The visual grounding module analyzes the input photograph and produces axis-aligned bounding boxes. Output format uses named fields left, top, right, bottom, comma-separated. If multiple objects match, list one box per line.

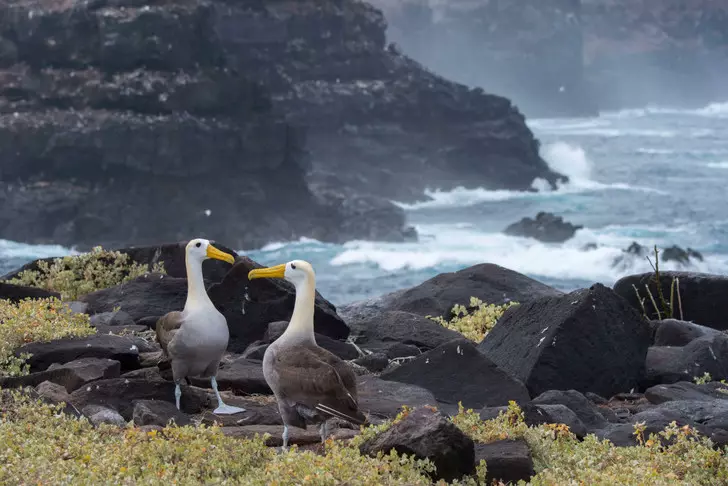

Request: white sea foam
left=394, top=142, right=664, bottom=210
left=601, top=101, right=728, bottom=119
left=329, top=223, right=728, bottom=286
left=706, top=161, right=728, bottom=169
left=0, top=239, right=74, bottom=261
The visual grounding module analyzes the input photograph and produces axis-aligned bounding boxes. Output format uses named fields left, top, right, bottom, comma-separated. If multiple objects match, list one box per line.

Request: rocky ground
left=373, top=0, right=728, bottom=116
left=0, top=0, right=562, bottom=250
left=2, top=241, right=728, bottom=483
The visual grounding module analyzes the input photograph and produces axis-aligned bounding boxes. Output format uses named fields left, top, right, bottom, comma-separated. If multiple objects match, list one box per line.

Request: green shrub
left=429, top=297, right=519, bottom=343
left=0, top=391, right=438, bottom=486
left=7, top=246, right=165, bottom=300
left=452, top=402, right=728, bottom=485
left=0, top=298, right=95, bottom=376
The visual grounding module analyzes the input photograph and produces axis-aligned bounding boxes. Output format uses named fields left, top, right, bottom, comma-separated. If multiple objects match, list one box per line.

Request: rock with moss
left=429, top=296, right=519, bottom=343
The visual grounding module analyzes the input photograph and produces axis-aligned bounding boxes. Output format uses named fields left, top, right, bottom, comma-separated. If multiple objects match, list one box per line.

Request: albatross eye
left=290, top=263, right=296, bottom=270
left=195, top=242, right=201, bottom=248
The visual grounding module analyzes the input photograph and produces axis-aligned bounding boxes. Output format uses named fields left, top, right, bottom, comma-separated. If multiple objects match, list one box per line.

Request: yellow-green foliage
left=0, top=298, right=95, bottom=376
left=429, top=297, right=519, bottom=342
left=8, top=246, right=165, bottom=300
left=0, top=391, right=438, bottom=486
left=452, top=402, right=728, bottom=486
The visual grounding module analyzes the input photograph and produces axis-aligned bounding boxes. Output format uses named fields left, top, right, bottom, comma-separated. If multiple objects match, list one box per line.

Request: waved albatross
left=156, top=238, right=245, bottom=415
left=248, top=259, right=366, bottom=448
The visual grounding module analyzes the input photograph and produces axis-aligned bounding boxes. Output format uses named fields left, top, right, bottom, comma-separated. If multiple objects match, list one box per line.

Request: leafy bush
left=8, top=246, right=165, bottom=300
left=0, top=298, right=95, bottom=376
left=452, top=402, right=728, bottom=485
left=429, top=297, right=519, bottom=342
left=0, top=391, right=438, bottom=486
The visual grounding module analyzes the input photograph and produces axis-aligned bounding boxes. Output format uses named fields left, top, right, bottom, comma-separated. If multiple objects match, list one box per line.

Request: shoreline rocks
left=504, top=212, right=583, bottom=243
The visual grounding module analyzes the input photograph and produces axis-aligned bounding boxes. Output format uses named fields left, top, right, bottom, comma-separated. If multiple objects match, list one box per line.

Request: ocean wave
left=601, top=101, right=728, bottom=119
left=706, top=161, right=728, bottom=169
left=329, top=224, right=728, bottom=285
left=394, top=142, right=665, bottom=210
left=0, top=239, right=74, bottom=260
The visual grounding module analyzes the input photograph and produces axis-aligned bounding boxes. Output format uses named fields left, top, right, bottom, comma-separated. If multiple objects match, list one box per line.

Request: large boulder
left=474, top=439, right=535, bottom=485
left=479, top=284, right=650, bottom=398
left=359, top=407, right=475, bottom=482
left=652, top=319, right=723, bottom=347
left=356, top=375, right=439, bottom=421
left=340, top=263, right=562, bottom=325
left=614, top=272, right=728, bottom=330
left=645, top=334, right=728, bottom=386
left=347, top=310, right=464, bottom=356
left=381, top=339, right=531, bottom=410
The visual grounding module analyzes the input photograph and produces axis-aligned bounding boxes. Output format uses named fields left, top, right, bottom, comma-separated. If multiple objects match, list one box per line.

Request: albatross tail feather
left=315, top=403, right=367, bottom=425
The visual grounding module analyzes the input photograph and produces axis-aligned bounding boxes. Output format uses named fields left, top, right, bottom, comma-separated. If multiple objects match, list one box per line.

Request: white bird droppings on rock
left=537, top=337, right=546, bottom=347
left=204, top=209, right=212, bottom=216
left=130, top=345, right=138, bottom=352
left=541, top=327, right=549, bottom=334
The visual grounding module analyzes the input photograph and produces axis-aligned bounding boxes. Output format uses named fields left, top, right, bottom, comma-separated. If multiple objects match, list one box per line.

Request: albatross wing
left=155, top=311, right=184, bottom=357
left=273, top=346, right=366, bottom=425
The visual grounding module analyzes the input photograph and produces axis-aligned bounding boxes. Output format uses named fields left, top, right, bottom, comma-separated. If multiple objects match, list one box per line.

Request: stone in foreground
left=474, top=439, right=535, bottom=484
left=382, top=339, right=530, bottom=410
left=359, top=407, right=475, bottom=482
left=479, top=284, right=650, bottom=398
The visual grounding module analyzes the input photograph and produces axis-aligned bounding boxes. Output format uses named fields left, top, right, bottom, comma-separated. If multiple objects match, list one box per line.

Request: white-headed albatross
left=248, top=259, right=366, bottom=448
left=155, top=238, right=245, bottom=415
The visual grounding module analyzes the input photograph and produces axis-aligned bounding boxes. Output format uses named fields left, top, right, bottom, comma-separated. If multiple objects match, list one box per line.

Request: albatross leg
left=174, top=382, right=182, bottom=410
left=319, top=421, right=329, bottom=443
left=282, top=425, right=289, bottom=450
left=211, top=376, right=246, bottom=415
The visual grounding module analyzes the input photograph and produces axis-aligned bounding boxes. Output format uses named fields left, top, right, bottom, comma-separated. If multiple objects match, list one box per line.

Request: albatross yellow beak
left=206, top=244, right=236, bottom=265
left=248, top=264, right=286, bottom=280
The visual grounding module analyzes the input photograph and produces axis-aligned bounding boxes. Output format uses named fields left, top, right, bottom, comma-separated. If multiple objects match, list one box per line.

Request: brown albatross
left=156, top=238, right=245, bottom=415
left=248, top=260, right=366, bottom=448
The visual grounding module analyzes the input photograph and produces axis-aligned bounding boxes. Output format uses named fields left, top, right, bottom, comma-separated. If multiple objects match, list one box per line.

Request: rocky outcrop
left=0, top=0, right=565, bottom=250
left=504, top=212, right=583, bottom=243
left=371, top=0, right=596, bottom=118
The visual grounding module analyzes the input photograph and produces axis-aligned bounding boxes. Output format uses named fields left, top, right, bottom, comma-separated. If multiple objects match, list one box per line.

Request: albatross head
left=185, top=238, right=236, bottom=265
left=247, top=259, right=315, bottom=288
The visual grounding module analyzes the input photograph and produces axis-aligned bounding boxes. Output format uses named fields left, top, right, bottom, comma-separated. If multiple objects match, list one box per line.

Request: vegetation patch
left=452, top=402, right=728, bottom=485
left=7, top=246, right=165, bottom=300
left=428, top=297, right=519, bottom=342
left=0, top=298, right=95, bottom=376
left=0, top=391, right=439, bottom=486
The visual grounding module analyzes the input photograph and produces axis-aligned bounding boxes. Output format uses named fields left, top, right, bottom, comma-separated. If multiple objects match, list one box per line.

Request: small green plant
left=0, top=298, right=95, bottom=376
left=693, top=372, right=713, bottom=385
left=8, top=246, right=165, bottom=300
left=428, top=297, right=519, bottom=343
left=632, top=245, right=683, bottom=320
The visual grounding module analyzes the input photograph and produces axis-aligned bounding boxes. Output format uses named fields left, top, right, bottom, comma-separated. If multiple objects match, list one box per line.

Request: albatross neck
left=183, top=254, right=214, bottom=312
left=282, top=275, right=317, bottom=344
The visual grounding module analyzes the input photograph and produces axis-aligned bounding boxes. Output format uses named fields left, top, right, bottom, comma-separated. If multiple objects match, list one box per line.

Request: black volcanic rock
left=0, top=282, right=60, bottom=302
left=614, top=272, right=728, bottom=329
left=504, top=212, right=583, bottom=243
left=340, top=263, right=562, bottom=325
left=479, top=284, right=650, bottom=399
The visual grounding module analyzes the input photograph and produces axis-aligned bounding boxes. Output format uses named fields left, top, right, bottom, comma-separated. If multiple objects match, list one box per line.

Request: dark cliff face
left=582, top=0, right=728, bottom=110
left=370, top=0, right=597, bottom=119
left=0, top=0, right=563, bottom=250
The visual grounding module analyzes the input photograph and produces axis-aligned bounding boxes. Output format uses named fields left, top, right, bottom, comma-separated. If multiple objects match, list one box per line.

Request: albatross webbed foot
left=211, top=376, right=246, bottom=415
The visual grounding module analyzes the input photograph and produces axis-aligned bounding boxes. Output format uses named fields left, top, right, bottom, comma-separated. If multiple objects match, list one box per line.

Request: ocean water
left=2, top=102, right=728, bottom=306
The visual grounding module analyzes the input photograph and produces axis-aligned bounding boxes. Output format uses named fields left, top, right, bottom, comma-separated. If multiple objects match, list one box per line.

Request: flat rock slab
left=0, top=357, right=120, bottom=392
left=474, top=439, right=535, bottom=484
left=133, top=399, right=192, bottom=427
left=356, top=374, right=438, bottom=421
left=479, top=284, right=650, bottom=399
left=531, top=389, right=610, bottom=432
left=18, top=334, right=143, bottom=372
left=645, top=381, right=728, bottom=404
left=382, top=339, right=530, bottom=409
left=199, top=396, right=282, bottom=427
left=222, top=425, right=359, bottom=447
left=70, top=377, right=212, bottom=419
left=188, top=357, right=271, bottom=395
left=0, top=282, right=60, bottom=302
